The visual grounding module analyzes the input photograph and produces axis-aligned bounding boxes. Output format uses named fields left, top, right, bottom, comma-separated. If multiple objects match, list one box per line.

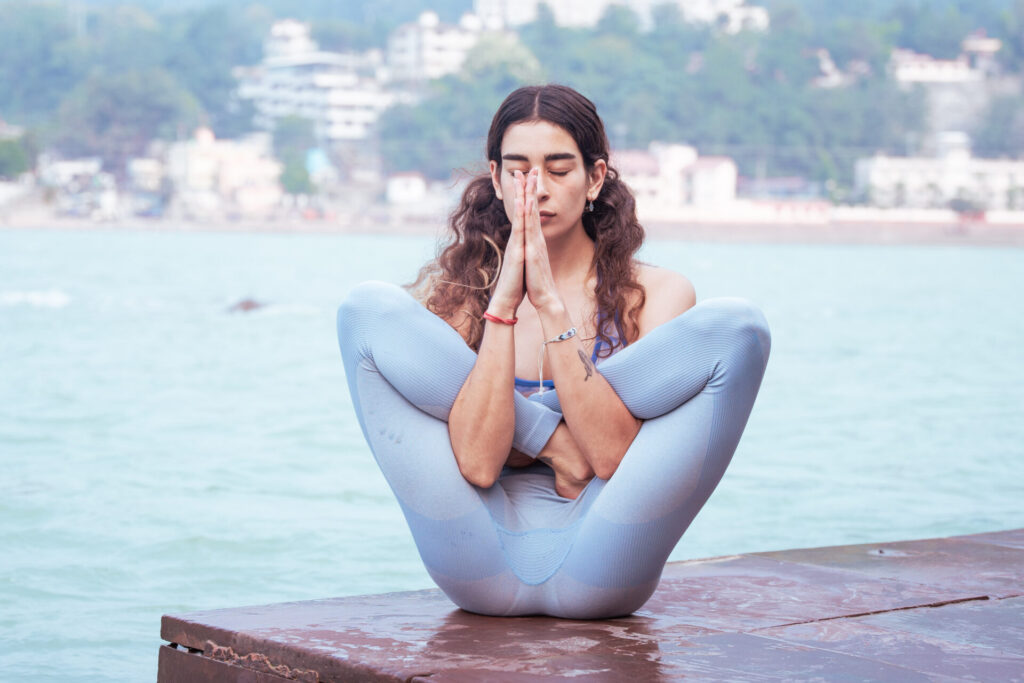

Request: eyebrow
left=501, top=153, right=578, bottom=162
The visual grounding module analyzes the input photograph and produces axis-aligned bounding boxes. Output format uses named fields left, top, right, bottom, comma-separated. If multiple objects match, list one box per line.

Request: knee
left=337, top=280, right=412, bottom=329
left=695, top=298, right=771, bottom=369
left=337, top=280, right=413, bottom=353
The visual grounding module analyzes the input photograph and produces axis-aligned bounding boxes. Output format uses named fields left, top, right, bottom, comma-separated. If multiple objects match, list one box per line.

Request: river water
left=1, top=228, right=1022, bottom=681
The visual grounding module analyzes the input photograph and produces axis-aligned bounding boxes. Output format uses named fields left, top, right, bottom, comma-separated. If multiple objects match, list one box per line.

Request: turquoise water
left=1, top=228, right=1022, bottom=681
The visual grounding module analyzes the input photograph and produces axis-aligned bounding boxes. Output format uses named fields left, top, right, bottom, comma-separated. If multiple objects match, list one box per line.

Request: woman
left=337, top=85, right=770, bottom=619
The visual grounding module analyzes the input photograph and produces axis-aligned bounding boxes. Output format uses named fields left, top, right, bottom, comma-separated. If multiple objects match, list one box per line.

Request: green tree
left=162, top=5, right=266, bottom=138
left=0, top=1, right=89, bottom=123
left=84, top=5, right=166, bottom=72
left=0, top=138, right=31, bottom=178
left=596, top=5, right=640, bottom=38
left=273, top=116, right=317, bottom=160
left=647, top=4, right=711, bottom=59
left=889, top=2, right=972, bottom=59
left=312, top=19, right=378, bottom=52
left=273, top=116, right=317, bottom=194
left=378, top=37, right=544, bottom=179
left=55, top=68, right=201, bottom=175
left=974, top=94, right=1024, bottom=157
left=517, top=3, right=566, bottom=56
left=1001, top=0, right=1024, bottom=69
left=280, top=156, right=314, bottom=195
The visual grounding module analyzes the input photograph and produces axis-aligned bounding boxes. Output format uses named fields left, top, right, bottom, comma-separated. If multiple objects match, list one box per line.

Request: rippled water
left=2, top=228, right=1022, bottom=681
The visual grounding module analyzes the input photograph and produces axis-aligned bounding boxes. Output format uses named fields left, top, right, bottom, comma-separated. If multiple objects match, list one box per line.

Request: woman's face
left=489, top=120, right=606, bottom=237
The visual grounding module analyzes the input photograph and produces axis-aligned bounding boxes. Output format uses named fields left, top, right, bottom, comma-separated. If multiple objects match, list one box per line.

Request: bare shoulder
left=635, top=263, right=696, bottom=337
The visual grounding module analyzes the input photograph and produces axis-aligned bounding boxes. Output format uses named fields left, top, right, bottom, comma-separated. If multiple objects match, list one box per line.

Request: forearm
left=448, top=320, right=516, bottom=488
left=537, top=302, right=641, bottom=480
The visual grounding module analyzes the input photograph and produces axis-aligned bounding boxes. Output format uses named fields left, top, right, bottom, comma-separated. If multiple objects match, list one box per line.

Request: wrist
left=483, top=311, right=518, bottom=326
left=486, top=299, right=519, bottom=320
left=535, top=298, right=568, bottom=324
left=485, top=306, right=518, bottom=321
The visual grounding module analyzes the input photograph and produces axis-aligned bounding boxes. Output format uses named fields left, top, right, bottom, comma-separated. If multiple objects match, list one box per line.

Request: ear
left=489, top=160, right=503, bottom=200
left=587, top=159, right=607, bottom=201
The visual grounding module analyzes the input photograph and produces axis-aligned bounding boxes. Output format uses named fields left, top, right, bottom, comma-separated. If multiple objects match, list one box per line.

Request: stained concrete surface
left=159, top=528, right=1024, bottom=681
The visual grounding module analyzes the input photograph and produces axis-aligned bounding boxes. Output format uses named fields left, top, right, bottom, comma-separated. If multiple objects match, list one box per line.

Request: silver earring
left=586, top=200, right=594, bottom=212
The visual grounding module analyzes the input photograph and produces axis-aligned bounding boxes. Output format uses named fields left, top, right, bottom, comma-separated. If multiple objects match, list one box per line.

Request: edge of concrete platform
left=157, top=528, right=1024, bottom=682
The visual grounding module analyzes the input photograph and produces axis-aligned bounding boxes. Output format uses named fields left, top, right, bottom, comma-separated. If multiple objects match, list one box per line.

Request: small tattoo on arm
left=578, top=350, right=594, bottom=381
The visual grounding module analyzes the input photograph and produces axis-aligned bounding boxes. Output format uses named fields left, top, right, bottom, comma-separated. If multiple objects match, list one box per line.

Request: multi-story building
left=890, top=33, right=1003, bottom=85
left=889, top=33, right=1013, bottom=152
left=388, top=11, right=484, bottom=83
left=675, top=0, right=769, bottom=32
left=613, top=143, right=738, bottom=214
left=474, top=0, right=768, bottom=32
left=236, top=20, right=395, bottom=143
left=855, top=132, right=1024, bottom=211
left=166, top=128, right=283, bottom=219
left=889, top=48, right=977, bottom=85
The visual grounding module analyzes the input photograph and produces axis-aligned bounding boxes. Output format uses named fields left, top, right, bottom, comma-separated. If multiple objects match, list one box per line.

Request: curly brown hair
left=410, top=84, right=646, bottom=356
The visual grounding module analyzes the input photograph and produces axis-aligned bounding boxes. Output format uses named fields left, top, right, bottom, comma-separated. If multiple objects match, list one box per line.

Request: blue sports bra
left=514, top=314, right=627, bottom=392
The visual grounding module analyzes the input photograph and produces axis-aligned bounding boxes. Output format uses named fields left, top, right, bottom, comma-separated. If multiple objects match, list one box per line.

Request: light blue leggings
left=337, top=281, right=770, bottom=618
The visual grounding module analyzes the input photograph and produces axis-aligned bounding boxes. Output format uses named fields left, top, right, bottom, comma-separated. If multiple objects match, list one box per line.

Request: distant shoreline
left=3, top=213, right=1024, bottom=247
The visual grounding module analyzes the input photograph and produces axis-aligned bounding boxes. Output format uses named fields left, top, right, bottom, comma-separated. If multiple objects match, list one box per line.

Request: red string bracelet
left=483, top=311, right=518, bottom=325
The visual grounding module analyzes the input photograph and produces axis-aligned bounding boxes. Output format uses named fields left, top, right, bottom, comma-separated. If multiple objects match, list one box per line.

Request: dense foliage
left=1, top=0, right=1022, bottom=187
left=381, top=3, right=929, bottom=189
left=273, top=115, right=316, bottom=194
left=0, top=1, right=270, bottom=170
left=0, top=138, right=33, bottom=178
left=378, top=0, right=1024, bottom=189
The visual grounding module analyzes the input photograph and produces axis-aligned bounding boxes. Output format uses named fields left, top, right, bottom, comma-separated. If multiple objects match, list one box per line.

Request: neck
left=544, top=220, right=595, bottom=288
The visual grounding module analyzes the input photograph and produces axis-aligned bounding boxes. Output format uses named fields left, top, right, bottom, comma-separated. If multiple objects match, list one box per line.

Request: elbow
left=449, top=420, right=510, bottom=489
left=458, top=463, right=499, bottom=489
left=454, top=451, right=501, bottom=489
left=585, top=442, right=626, bottom=481
left=591, top=456, right=621, bottom=482
left=586, top=419, right=641, bottom=481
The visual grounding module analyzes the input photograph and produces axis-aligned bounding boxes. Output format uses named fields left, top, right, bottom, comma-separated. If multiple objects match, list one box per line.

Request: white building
left=613, top=143, right=737, bottom=214
left=0, top=119, right=25, bottom=141
left=474, top=0, right=767, bottom=32
left=474, top=0, right=537, bottom=30
left=236, top=20, right=395, bottom=142
left=166, top=128, right=283, bottom=219
left=677, top=0, right=769, bottom=33
left=688, top=156, right=740, bottom=205
left=388, top=11, right=484, bottom=83
left=855, top=133, right=1024, bottom=210
left=962, top=30, right=1002, bottom=75
left=889, top=48, right=977, bottom=84
left=889, top=34, right=1003, bottom=85
left=37, top=157, right=103, bottom=189
left=386, top=172, right=428, bottom=204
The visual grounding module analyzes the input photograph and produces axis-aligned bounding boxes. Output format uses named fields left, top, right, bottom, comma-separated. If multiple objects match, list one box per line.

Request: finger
left=525, top=171, right=544, bottom=244
left=519, top=171, right=529, bottom=227
left=513, top=170, right=526, bottom=230
left=525, top=169, right=536, bottom=218
left=506, top=171, right=525, bottom=261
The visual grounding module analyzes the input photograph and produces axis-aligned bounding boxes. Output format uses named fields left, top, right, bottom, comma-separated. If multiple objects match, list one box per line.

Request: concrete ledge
left=159, top=529, right=1024, bottom=681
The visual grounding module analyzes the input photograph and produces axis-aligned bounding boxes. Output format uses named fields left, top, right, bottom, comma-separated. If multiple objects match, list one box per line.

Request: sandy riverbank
left=3, top=206, right=1024, bottom=247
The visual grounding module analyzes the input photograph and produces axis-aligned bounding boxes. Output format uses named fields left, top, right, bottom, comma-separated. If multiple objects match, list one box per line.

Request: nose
left=534, top=168, right=550, bottom=200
